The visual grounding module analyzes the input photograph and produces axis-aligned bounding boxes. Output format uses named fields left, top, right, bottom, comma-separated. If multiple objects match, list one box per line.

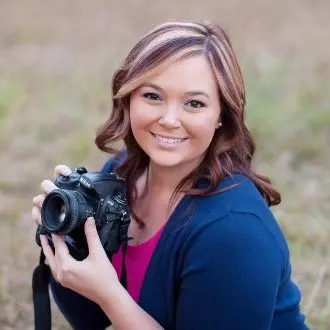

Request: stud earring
left=217, top=121, right=222, bottom=128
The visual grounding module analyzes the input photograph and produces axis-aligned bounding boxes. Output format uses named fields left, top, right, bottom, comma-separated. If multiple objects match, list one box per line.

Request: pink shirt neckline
left=127, top=223, right=166, bottom=247
left=112, top=224, right=166, bottom=302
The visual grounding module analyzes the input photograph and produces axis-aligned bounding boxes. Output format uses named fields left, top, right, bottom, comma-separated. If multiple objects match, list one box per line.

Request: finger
left=33, top=194, right=45, bottom=208
left=51, top=235, right=76, bottom=286
left=32, top=206, right=42, bottom=225
left=51, top=234, right=70, bottom=263
left=40, top=180, right=57, bottom=195
left=84, top=218, right=105, bottom=257
left=40, top=235, right=57, bottom=274
left=54, top=165, right=72, bottom=179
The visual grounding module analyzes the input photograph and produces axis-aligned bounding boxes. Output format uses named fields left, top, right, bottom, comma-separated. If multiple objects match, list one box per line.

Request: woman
left=32, top=21, right=309, bottom=329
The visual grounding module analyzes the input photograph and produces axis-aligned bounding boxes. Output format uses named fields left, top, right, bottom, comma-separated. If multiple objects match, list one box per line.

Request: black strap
left=32, top=250, right=52, bottom=330
left=32, top=212, right=130, bottom=330
left=119, top=210, right=131, bottom=289
left=32, top=247, right=129, bottom=330
left=120, top=240, right=128, bottom=288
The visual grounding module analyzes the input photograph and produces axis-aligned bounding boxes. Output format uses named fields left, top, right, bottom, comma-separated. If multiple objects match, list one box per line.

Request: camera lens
left=58, top=204, right=66, bottom=223
left=41, top=189, right=84, bottom=234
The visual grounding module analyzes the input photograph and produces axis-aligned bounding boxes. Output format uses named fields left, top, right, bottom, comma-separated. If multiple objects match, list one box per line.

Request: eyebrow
left=141, top=83, right=210, bottom=99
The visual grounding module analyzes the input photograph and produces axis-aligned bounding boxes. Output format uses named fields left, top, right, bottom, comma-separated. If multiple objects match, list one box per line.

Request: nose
left=158, top=104, right=181, bottom=129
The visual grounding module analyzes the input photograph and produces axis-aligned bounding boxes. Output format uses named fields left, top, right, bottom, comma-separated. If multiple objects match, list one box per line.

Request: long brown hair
left=95, top=21, right=281, bottom=222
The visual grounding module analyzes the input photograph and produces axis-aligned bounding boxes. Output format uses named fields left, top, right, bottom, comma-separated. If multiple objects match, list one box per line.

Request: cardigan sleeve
left=175, top=212, right=286, bottom=330
left=100, top=149, right=127, bottom=173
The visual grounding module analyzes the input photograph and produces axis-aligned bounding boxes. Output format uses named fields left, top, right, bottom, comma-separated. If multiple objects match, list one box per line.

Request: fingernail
left=63, top=168, right=71, bottom=176
left=87, top=217, right=95, bottom=227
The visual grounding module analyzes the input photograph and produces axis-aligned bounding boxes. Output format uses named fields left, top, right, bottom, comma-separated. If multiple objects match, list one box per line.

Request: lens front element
left=41, top=189, right=82, bottom=234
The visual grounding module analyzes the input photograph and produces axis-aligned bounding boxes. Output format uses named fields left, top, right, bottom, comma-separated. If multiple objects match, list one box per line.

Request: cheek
left=130, top=98, right=144, bottom=129
left=130, top=111, right=153, bottom=136
left=129, top=99, right=155, bottom=140
left=186, top=117, right=217, bottom=146
left=196, top=126, right=216, bottom=148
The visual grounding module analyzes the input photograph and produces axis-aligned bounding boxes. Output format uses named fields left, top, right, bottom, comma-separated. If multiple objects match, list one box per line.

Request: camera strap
left=32, top=249, right=130, bottom=330
left=32, top=250, right=52, bottom=330
left=118, top=210, right=131, bottom=289
left=32, top=237, right=130, bottom=330
left=120, top=241, right=128, bottom=288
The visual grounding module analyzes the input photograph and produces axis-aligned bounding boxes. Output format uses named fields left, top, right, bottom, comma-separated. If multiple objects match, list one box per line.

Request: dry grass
left=0, top=0, right=329, bottom=328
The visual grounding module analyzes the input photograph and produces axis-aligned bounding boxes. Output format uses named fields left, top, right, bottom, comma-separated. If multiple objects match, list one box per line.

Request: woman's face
left=129, top=55, right=221, bottom=170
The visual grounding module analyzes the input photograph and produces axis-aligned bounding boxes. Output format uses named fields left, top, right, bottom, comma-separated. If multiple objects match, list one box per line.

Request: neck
left=133, top=158, right=203, bottom=228
left=146, top=158, right=202, bottom=195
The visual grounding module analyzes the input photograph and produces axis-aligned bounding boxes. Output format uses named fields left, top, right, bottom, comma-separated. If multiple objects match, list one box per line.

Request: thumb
left=84, top=217, right=104, bottom=257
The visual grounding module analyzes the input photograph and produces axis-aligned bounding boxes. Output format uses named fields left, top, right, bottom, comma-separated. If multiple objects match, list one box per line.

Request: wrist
left=99, top=282, right=163, bottom=330
left=99, top=282, right=136, bottom=328
left=97, top=279, right=125, bottom=309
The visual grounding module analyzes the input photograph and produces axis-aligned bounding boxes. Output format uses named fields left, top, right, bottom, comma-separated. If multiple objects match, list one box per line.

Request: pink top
left=112, top=225, right=165, bottom=303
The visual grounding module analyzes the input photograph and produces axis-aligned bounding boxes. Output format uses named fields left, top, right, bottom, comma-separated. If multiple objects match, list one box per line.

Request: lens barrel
left=41, top=189, right=86, bottom=234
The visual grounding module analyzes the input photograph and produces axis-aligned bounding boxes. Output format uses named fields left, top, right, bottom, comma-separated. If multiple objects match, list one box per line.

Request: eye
left=186, top=100, right=206, bottom=109
left=143, top=92, right=161, bottom=101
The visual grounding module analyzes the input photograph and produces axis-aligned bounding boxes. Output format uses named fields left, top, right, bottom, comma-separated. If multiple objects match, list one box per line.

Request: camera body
left=36, top=167, right=130, bottom=260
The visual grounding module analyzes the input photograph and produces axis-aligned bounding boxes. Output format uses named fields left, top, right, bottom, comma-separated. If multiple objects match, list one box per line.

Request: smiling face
left=129, top=55, right=221, bottom=171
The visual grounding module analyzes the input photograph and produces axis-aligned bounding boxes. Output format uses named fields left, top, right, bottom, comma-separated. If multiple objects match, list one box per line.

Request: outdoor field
left=0, top=0, right=329, bottom=329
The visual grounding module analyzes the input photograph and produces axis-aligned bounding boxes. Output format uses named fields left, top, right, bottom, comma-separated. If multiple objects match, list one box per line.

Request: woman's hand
left=32, top=164, right=120, bottom=305
left=40, top=217, right=120, bottom=306
left=32, top=165, right=72, bottom=226
left=32, top=164, right=163, bottom=329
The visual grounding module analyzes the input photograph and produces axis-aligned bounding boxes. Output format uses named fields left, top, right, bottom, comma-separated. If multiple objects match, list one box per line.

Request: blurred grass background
left=0, top=0, right=329, bottom=329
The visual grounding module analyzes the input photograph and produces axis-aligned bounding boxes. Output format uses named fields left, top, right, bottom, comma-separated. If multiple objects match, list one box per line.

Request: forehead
left=147, top=55, right=218, bottom=94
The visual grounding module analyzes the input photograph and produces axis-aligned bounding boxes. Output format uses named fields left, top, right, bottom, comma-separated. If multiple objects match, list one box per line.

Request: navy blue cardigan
left=51, top=153, right=309, bottom=330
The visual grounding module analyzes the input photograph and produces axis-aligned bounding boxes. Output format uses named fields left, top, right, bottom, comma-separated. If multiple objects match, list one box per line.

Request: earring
left=217, top=121, right=222, bottom=128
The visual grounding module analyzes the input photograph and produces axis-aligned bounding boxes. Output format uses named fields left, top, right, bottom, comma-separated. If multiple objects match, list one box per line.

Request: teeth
left=155, top=134, right=185, bottom=144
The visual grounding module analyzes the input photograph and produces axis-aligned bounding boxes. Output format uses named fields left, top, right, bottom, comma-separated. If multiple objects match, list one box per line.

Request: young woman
left=32, top=21, right=309, bottom=329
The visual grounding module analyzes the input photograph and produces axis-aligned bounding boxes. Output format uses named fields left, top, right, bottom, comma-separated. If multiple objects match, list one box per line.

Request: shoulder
left=178, top=174, right=289, bottom=264
left=192, top=174, right=282, bottom=234
left=194, top=173, right=272, bottom=219
left=178, top=212, right=285, bottom=279
left=100, top=149, right=127, bottom=173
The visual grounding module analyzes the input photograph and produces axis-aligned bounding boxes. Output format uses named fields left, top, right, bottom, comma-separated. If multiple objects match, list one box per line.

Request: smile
left=151, top=133, right=188, bottom=145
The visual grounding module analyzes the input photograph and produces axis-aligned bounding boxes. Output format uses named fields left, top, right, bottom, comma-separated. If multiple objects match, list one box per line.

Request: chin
left=148, top=149, right=204, bottom=172
left=147, top=149, right=186, bottom=168
left=150, top=156, right=185, bottom=168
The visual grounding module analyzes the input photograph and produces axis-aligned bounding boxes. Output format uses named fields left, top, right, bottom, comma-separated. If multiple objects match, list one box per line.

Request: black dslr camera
left=35, top=167, right=130, bottom=260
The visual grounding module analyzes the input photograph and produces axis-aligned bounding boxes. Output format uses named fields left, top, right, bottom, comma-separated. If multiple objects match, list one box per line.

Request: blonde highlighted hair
left=95, top=21, right=281, bottom=223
